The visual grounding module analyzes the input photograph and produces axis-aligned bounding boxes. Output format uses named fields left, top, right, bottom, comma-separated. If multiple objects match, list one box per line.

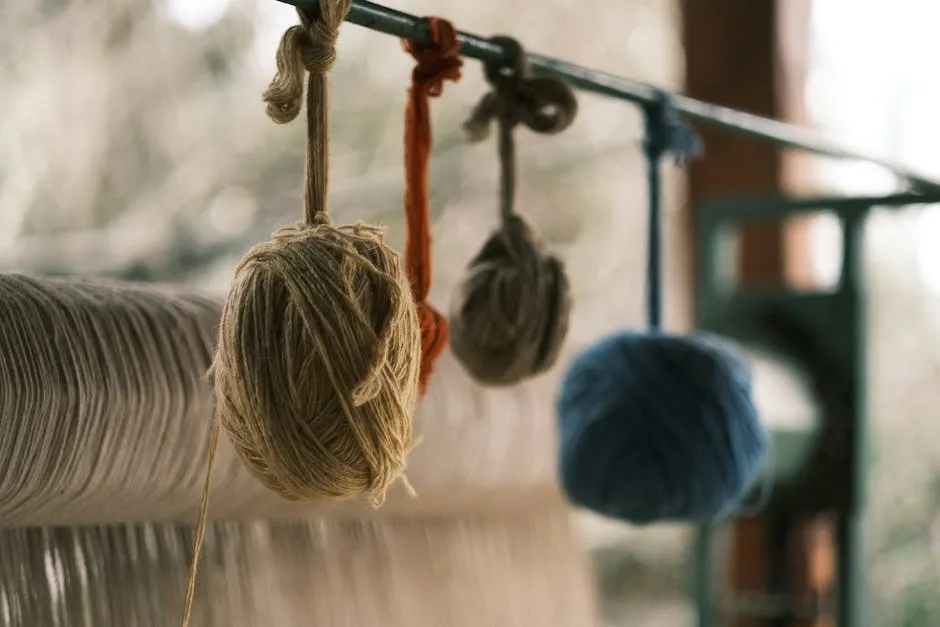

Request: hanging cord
left=266, top=1, right=347, bottom=224
left=641, top=90, right=702, bottom=330
left=179, top=418, right=220, bottom=627
left=402, top=18, right=462, bottom=395
left=448, top=36, right=578, bottom=386
left=182, top=1, right=422, bottom=623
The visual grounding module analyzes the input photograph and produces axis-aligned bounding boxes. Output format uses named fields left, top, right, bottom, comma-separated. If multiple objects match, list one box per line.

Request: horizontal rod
left=277, top=0, right=940, bottom=193
left=697, top=191, right=940, bottom=222
left=708, top=191, right=940, bottom=213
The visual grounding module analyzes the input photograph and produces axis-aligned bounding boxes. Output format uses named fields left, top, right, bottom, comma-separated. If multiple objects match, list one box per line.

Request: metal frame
left=272, top=2, right=940, bottom=625
left=693, top=191, right=940, bottom=626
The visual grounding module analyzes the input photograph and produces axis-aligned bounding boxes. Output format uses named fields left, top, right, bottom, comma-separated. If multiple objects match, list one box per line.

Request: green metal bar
left=276, top=0, right=940, bottom=193
left=695, top=193, right=877, bottom=626
left=692, top=525, right=717, bottom=627
left=697, top=191, right=940, bottom=221
left=836, top=212, right=868, bottom=627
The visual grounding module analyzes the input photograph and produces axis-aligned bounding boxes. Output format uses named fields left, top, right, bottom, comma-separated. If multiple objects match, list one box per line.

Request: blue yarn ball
left=556, top=331, right=769, bottom=524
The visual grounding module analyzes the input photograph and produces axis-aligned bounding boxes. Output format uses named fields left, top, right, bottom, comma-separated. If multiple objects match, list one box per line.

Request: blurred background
left=1, top=0, right=939, bottom=625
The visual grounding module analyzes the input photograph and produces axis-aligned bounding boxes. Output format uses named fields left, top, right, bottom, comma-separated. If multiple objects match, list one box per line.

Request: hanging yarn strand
left=214, top=0, right=421, bottom=505
left=182, top=1, right=422, bottom=623
left=497, top=109, right=516, bottom=224
left=401, top=18, right=463, bottom=395
left=449, top=36, right=578, bottom=387
left=264, top=3, right=344, bottom=220
left=179, top=420, right=221, bottom=627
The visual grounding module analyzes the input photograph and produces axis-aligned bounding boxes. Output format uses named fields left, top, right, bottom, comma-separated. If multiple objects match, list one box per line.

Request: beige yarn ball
left=210, top=221, right=421, bottom=505
left=180, top=5, right=422, bottom=627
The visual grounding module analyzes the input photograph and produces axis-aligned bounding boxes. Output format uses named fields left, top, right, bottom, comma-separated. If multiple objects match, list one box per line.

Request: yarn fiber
left=210, top=1, right=421, bottom=506
left=213, top=224, right=420, bottom=501
left=401, top=18, right=462, bottom=395
left=556, top=331, right=769, bottom=524
left=448, top=36, right=577, bottom=387
left=450, top=214, right=571, bottom=386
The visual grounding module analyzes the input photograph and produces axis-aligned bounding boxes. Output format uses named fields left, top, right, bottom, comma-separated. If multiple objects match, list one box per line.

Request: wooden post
left=680, top=1, right=835, bottom=626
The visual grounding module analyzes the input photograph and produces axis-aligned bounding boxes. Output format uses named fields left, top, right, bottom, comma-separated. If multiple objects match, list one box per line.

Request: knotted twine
left=401, top=18, right=462, bottom=395
left=181, top=2, right=421, bottom=624
left=448, top=36, right=578, bottom=387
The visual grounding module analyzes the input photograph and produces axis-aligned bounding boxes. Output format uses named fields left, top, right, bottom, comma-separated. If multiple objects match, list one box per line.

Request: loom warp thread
left=448, top=36, right=577, bottom=387
left=556, top=331, right=769, bottom=524
left=401, top=17, right=462, bottom=396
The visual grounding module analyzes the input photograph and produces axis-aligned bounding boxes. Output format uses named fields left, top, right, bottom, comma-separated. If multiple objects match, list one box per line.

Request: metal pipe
left=276, top=0, right=940, bottom=193
left=836, top=212, right=869, bottom=627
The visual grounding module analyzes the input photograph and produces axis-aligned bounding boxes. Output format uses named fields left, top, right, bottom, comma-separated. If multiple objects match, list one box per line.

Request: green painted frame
left=690, top=191, right=940, bottom=627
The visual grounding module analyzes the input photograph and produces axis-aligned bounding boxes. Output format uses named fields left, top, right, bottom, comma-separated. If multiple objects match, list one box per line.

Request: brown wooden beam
left=682, top=0, right=785, bottom=287
left=680, top=1, right=835, bottom=626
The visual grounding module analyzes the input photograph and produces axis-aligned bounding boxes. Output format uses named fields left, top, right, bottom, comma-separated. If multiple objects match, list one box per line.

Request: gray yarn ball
left=448, top=214, right=571, bottom=386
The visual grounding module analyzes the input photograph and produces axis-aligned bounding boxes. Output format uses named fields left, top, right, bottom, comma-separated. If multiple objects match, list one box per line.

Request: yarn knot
left=643, top=90, right=702, bottom=165
left=463, top=36, right=577, bottom=143
left=263, top=4, right=347, bottom=125
left=404, top=21, right=462, bottom=97
left=299, top=35, right=338, bottom=76
left=298, top=6, right=344, bottom=73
